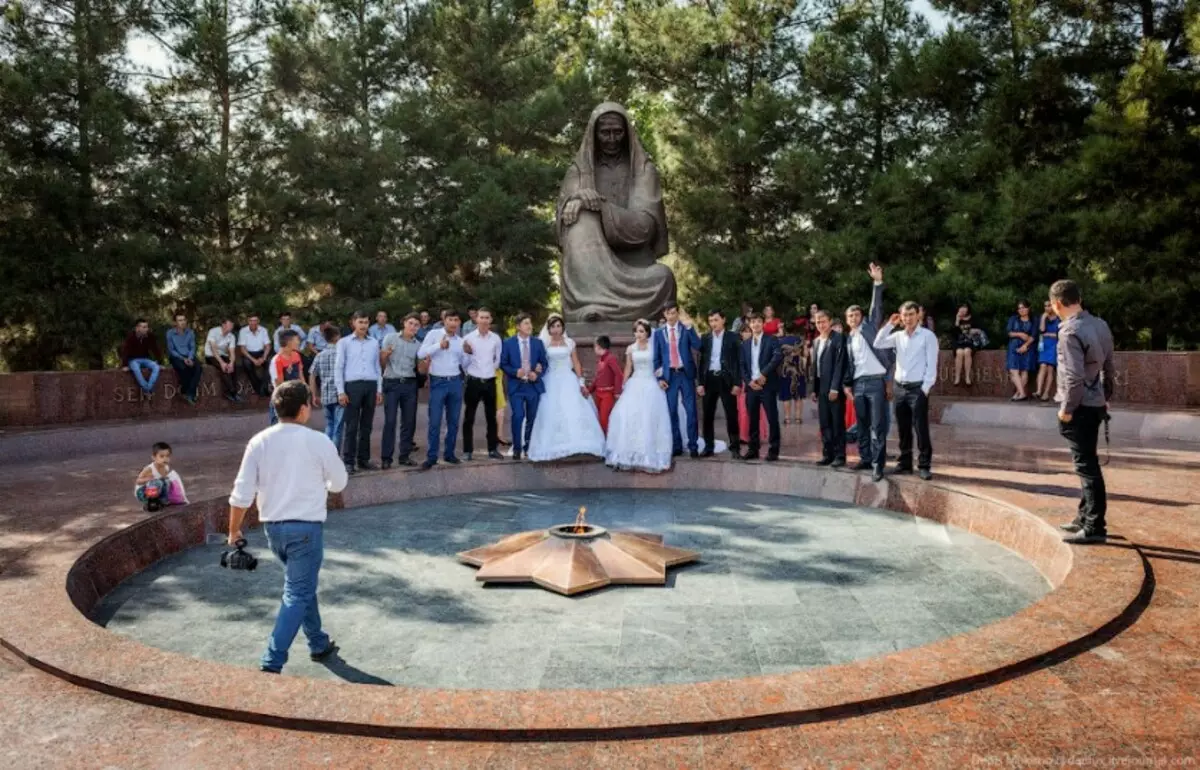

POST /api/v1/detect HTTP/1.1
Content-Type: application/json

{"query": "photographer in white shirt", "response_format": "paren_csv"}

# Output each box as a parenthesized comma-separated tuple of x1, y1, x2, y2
(228, 380, 348, 673)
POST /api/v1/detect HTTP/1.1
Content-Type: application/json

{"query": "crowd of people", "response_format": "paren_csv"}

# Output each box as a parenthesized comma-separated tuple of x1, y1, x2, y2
(208, 274, 1115, 675)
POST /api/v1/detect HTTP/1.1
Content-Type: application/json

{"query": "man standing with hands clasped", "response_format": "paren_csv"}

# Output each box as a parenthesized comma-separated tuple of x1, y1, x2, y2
(873, 301, 938, 480)
(697, 309, 742, 458)
(654, 302, 702, 458)
(810, 309, 848, 468)
(228, 380, 347, 674)
(1050, 279, 1115, 545)
(500, 314, 548, 461)
(418, 309, 467, 470)
(335, 312, 383, 475)
(740, 313, 784, 461)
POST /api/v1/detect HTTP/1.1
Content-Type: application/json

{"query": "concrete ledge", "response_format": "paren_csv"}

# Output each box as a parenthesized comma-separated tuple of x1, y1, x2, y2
(938, 401, 1200, 443)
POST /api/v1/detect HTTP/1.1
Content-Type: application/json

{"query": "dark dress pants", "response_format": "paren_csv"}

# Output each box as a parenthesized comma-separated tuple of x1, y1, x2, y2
(381, 378, 418, 462)
(852, 376, 889, 470)
(745, 385, 781, 456)
(170, 357, 203, 399)
(240, 354, 269, 395)
(463, 376, 499, 453)
(815, 380, 846, 462)
(1060, 405, 1107, 534)
(341, 380, 377, 467)
(205, 356, 238, 397)
(702, 372, 740, 451)
(894, 382, 932, 470)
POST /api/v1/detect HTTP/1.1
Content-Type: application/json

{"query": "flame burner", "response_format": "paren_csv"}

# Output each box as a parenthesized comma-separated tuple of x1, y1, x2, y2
(457, 512, 699, 596)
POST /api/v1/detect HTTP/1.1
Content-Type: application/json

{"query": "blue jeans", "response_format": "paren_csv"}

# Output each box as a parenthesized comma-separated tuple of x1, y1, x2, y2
(262, 520, 330, 672)
(128, 359, 160, 394)
(323, 404, 345, 450)
(426, 375, 464, 463)
(853, 376, 890, 470)
(664, 370, 698, 453)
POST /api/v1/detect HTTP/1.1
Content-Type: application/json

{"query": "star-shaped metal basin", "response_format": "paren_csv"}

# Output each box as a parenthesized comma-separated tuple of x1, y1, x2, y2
(457, 524, 699, 596)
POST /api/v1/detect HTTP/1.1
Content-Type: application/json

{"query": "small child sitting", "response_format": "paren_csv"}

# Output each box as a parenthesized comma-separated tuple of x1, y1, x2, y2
(135, 442, 190, 512)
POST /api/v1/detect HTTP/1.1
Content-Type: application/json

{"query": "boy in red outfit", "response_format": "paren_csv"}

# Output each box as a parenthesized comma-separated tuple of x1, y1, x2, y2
(588, 336, 624, 435)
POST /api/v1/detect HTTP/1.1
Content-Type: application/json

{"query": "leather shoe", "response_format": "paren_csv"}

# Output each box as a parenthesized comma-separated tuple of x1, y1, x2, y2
(310, 641, 339, 662)
(672, 449, 684, 458)
(488, 450, 503, 460)
(358, 461, 378, 471)
(397, 457, 415, 467)
(381, 460, 393, 470)
(871, 468, 884, 483)
(816, 458, 833, 466)
(741, 451, 760, 461)
(420, 459, 437, 471)
(918, 469, 933, 481)
(892, 465, 913, 475)
(1063, 530, 1107, 544)
(689, 450, 700, 459)
(512, 452, 522, 461)
(444, 456, 461, 465)
(831, 458, 846, 468)
(464, 452, 473, 461)
(345, 465, 357, 476)
(1059, 522, 1082, 533)
(851, 461, 872, 471)
(765, 452, 779, 462)
(699, 449, 715, 458)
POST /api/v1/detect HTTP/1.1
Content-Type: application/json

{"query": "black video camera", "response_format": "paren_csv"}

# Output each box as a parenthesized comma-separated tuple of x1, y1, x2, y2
(220, 538, 258, 571)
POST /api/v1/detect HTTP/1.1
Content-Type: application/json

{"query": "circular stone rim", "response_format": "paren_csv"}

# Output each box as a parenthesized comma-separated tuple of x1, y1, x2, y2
(547, 523, 608, 539)
(3, 461, 1147, 741)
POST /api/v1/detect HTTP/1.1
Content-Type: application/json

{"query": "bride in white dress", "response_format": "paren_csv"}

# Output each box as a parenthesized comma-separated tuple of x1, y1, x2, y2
(526, 314, 606, 462)
(605, 319, 675, 473)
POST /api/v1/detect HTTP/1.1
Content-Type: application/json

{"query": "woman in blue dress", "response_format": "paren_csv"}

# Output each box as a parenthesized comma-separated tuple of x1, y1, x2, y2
(1035, 299, 1060, 402)
(775, 324, 805, 425)
(1005, 299, 1038, 401)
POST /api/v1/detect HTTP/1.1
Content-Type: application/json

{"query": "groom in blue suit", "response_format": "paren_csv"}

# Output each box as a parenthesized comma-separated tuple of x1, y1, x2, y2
(654, 303, 702, 457)
(499, 313, 549, 460)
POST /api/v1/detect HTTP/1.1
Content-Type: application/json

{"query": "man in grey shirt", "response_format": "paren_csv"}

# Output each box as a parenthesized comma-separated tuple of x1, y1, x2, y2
(1050, 279, 1115, 544)
(379, 312, 422, 468)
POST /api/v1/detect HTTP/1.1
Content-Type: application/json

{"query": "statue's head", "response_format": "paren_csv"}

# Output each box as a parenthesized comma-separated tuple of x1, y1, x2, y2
(595, 112, 627, 160)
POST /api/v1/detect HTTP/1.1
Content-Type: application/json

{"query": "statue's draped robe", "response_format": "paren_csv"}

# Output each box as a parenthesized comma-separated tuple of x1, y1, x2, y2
(557, 102, 676, 323)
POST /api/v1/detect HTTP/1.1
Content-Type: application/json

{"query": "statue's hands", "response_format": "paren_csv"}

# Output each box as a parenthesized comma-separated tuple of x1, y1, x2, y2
(562, 199, 583, 226)
(576, 189, 604, 211)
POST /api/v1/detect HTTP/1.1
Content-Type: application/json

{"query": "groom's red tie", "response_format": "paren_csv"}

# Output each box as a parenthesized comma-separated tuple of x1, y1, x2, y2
(669, 325, 681, 369)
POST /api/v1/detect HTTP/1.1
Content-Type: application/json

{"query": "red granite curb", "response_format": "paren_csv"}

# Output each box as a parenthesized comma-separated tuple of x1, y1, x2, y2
(0, 462, 1146, 741)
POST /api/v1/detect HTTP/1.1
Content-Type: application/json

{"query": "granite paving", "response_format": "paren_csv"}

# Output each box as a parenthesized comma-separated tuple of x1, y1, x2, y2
(0, 411, 1197, 767)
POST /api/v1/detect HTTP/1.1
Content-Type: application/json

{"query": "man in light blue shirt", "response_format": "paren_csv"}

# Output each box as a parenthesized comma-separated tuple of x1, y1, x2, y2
(273, 311, 306, 353)
(369, 311, 396, 343)
(335, 311, 383, 474)
(165, 312, 202, 404)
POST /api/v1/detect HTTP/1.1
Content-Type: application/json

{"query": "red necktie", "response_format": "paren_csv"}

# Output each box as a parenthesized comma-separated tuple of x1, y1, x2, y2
(669, 325, 681, 369)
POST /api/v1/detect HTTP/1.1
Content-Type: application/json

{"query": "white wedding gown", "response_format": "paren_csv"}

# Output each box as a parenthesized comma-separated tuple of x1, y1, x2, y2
(605, 343, 675, 472)
(527, 342, 606, 462)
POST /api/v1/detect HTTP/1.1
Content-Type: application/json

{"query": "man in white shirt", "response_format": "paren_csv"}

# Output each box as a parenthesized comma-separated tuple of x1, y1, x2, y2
(844, 263, 892, 482)
(460, 307, 503, 461)
(227, 380, 348, 674)
(237, 314, 273, 396)
(417, 309, 467, 470)
(204, 318, 240, 401)
(873, 300, 939, 480)
(335, 311, 384, 474)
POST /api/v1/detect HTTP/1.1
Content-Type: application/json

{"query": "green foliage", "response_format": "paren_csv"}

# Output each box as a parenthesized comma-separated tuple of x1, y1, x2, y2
(2, 0, 1199, 369)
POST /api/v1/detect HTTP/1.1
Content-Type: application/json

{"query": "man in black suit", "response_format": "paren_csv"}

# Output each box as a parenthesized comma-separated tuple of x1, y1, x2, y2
(697, 309, 741, 458)
(739, 313, 783, 461)
(810, 309, 847, 466)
